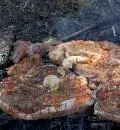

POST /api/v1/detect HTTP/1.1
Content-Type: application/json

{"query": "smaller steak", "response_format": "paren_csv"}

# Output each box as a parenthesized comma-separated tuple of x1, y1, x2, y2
(0, 52, 94, 120)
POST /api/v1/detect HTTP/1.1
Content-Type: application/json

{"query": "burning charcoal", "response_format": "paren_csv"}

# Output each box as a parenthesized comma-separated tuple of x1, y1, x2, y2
(0, 49, 94, 120)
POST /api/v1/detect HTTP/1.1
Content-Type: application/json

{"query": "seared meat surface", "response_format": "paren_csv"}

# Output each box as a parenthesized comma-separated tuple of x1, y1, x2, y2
(0, 40, 119, 121)
(49, 40, 120, 122)
(0, 40, 94, 120)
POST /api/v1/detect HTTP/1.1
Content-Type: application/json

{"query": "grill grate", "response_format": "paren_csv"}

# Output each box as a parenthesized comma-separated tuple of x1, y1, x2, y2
(0, 112, 120, 130)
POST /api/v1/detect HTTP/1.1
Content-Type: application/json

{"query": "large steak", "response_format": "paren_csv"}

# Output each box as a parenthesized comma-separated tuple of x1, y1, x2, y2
(49, 40, 120, 122)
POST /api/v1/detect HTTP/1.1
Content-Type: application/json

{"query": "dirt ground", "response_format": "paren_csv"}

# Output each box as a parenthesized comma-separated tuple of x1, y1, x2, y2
(0, 0, 120, 44)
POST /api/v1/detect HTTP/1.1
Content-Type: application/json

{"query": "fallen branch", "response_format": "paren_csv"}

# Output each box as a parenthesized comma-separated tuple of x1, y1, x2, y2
(61, 24, 97, 42)
(61, 17, 118, 42)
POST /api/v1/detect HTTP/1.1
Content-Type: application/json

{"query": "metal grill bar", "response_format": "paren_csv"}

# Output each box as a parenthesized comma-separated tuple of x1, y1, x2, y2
(0, 112, 120, 130)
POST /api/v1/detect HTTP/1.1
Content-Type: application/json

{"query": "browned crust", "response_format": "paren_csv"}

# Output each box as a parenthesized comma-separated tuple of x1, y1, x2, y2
(1, 40, 120, 120)
(94, 102, 120, 123)
(0, 97, 94, 120)
(49, 40, 120, 65)
(94, 83, 120, 123)
(49, 40, 120, 122)
(0, 53, 94, 120)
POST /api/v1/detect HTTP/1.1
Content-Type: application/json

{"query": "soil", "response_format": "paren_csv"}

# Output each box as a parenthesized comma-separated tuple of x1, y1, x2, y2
(0, 0, 120, 44)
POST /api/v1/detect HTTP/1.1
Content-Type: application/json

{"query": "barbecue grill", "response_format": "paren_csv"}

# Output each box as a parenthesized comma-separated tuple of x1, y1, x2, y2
(0, 112, 120, 130)
(0, 0, 120, 129)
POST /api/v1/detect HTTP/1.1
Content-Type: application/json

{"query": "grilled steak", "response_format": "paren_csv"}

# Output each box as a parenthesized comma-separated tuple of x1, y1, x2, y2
(0, 44, 94, 120)
(0, 39, 119, 121)
(49, 40, 120, 122)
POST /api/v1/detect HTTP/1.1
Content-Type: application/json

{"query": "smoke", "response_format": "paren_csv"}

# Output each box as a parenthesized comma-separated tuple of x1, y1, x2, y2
(53, 0, 120, 43)
(0, 0, 119, 43)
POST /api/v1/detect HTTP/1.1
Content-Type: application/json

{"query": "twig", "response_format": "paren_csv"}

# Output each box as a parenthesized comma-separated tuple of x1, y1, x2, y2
(61, 24, 97, 42)
(61, 16, 119, 42)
